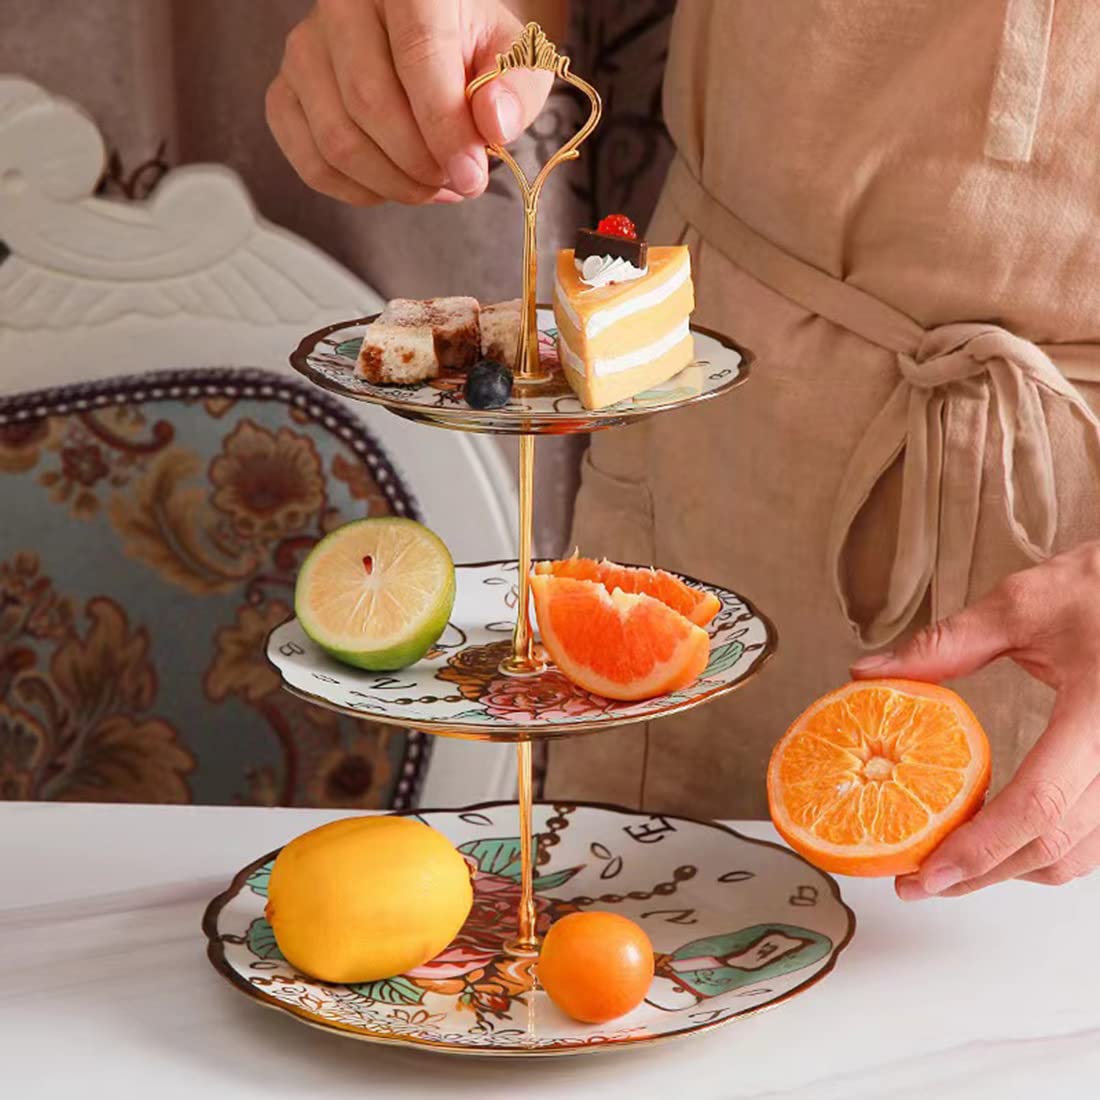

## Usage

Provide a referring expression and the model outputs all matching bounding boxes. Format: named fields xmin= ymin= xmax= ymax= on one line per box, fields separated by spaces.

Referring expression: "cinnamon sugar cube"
xmin=480 ymin=299 xmax=522 ymax=369
xmin=380 ymin=296 xmax=481 ymax=370
xmin=355 ymin=322 xmax=438 ymax=384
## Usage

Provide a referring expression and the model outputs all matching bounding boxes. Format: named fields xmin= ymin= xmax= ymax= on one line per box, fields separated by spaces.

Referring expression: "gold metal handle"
xmin=465 ymin=22 xmax=602 ymax=383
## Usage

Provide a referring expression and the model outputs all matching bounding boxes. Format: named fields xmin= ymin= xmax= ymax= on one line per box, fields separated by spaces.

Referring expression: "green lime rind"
xmin=294 ymin=517 xmax=456 ymax=672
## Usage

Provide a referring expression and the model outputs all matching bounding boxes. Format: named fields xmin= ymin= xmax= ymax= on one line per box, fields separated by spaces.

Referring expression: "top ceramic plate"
xmin=290 ymin=307 xmax=749 ymax=435
xmin=266 ymin=561 xmax=776 ymax=741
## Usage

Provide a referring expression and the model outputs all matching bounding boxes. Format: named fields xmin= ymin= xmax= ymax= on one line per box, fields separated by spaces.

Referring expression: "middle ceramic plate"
xmin=290 ymin=307 xmax=749 ymax=435
xmin=267 ymin=561 xmax=776 ymax=741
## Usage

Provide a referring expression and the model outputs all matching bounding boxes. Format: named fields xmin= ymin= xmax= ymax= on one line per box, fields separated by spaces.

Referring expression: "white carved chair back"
xmin=0 ymin=76 xmax=518 ymax=806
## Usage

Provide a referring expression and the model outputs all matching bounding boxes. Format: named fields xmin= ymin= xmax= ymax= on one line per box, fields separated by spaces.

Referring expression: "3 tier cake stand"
xmin=203 ymin=24 xmax=854 ymax=1056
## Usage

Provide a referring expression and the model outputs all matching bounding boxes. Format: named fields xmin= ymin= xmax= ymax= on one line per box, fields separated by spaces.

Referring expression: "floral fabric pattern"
xmin=0 ymin=370 xmax=429 ymax=808
xmin=210 ymin=421 xmax=326 ymax=540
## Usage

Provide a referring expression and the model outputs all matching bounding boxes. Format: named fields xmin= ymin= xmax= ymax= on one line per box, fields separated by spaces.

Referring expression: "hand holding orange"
xmin=767 ymin=679 xmax=991 ymax=877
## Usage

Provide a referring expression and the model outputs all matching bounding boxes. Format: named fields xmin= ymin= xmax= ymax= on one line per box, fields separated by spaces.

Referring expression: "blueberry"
xmin=464 ymin=359 xmax=513 ymax=410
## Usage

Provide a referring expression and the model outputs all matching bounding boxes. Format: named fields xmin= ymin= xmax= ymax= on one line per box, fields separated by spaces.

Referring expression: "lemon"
xmin=295 ymin=517 xmax=455 ymax=670
xmin=266 ymin=815 xmax=473 ymax=983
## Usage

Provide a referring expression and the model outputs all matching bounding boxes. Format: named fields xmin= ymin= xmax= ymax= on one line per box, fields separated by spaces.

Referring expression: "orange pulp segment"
xmin=767 ymin=679 xmax=991 ymax=877
xmin=530 ymin=573 xmax=710 ymax=701
xmin=534 ymin=557 xmax=720 ymax=627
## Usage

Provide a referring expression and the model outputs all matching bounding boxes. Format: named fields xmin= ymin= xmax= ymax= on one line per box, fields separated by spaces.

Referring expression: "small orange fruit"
xmin=534 ymin=557 xmax=721 ymax=627
xmin=767 ymin=679 xmax=991 ymax=877
xmin=538 ymin=912 xmax=655 ymax=1024
xmin=530 ymin=571 xmax=710 ymax=701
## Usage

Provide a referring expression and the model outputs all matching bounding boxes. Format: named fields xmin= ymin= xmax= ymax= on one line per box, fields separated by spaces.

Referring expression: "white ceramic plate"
xmin=266 ymin=561 xmax=776 ymax=740
xmin=204 ymin=801 xmax=855 ymax=1057
xmin=290 ymin=307 xmax=749 ymax=434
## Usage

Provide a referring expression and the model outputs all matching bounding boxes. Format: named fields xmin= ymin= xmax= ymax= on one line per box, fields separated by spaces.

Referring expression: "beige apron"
xmin=547 ymin=0 xmax=1100 ymax=819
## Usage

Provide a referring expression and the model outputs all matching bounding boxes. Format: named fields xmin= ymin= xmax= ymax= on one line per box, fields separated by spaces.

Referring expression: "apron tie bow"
xmin=663 ymin=154 xmax=1100 ymax=651
xmin=828 ymin=322 xmax=1100 ymax=647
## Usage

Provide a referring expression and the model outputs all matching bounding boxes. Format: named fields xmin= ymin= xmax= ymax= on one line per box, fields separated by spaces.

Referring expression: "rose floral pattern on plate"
xmin=266 ymin=561 xmax=776 ymax=739
xmin=204 ymin=801 xmax=855 ymax=1056
xmin=290 ymin=307 xmax=750 ymax=435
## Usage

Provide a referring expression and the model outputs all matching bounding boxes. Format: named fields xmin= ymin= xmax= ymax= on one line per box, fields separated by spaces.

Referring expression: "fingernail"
xmin=896 ymin=876 xmax=928 ymax=902
xmin=491 ymin=87 xmax=523 ymax=144
xmin=431 ymin=188 xmax=464 ymax=205
xmin=851 ymin=651 xmax=895 ymax=675
xmin=445 ymin=153 xmax=485 ymax=197
xmin=921 ymin=863 xmax=964 ymax=895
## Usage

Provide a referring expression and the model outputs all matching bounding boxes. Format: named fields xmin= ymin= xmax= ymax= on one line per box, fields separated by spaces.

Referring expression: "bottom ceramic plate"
xmin=203 ymin=801 xmax=855 ymax=1056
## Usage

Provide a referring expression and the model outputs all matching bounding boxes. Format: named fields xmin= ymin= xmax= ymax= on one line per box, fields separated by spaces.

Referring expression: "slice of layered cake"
xmin=553 ymin=215 xmax=695 ymax=409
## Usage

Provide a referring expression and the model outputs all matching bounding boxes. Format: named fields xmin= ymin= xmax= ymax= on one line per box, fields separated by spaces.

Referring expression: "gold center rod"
xmin=499 ymin=433 xmax=544 ymax=676
xmin=516 ymin=198 xmax=545 ymax=382
xmin=508 ymin=740 xmax=539 ymax=955
xmin=465 ymin=21 xmax=603 ymax=959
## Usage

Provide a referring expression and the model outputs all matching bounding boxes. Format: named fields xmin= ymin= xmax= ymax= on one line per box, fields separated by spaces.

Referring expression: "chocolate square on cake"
xmin=574 ymin=228 xmax=648 ymax=269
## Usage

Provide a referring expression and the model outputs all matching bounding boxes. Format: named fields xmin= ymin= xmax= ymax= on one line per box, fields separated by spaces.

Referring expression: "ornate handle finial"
xmin=497 ymin=21 xmax=568 ymax=75
xmin=466 ymin=23 xmax=601 ymax=383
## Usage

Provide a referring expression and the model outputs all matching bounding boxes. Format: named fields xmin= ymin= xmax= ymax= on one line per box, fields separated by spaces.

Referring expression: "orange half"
xmin=767 ymin=679 xmax=991 ymax=877
xmin=530 ymin=573 xmax=710 ymax=701
xmin=534 ymin=558 xmax=720 ymax=627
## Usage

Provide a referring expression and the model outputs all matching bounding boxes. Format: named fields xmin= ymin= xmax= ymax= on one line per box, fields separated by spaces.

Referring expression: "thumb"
xmin=849 ymin=596 xmax=1011 ymax=683
xmin=469 ymin=16 xmax=555 ymax=146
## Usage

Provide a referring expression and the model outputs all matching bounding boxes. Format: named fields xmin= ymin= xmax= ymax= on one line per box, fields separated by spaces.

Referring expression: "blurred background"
xmin=0 ymin=0 xmax=678 ymax=810
xmin=0 ymin=0 xmax=678 ymax=551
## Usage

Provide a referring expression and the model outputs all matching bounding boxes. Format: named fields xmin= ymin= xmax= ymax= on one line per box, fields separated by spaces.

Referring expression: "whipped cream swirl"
xmin=576 ymin=253 xmax=648 ymax=288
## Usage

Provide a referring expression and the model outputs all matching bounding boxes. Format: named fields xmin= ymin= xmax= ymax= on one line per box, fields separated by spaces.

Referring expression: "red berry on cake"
xmin=596 ymin=214 xmax=637 ymax=240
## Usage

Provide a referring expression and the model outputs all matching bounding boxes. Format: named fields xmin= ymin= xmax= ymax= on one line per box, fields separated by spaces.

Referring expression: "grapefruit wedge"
xmin=530 ymin=572 xmax=710 ymax=701
xmin=534 ymin=557 xmax=720 ymax=627
xmin=767 ymin=679 xmax=991 ymax=877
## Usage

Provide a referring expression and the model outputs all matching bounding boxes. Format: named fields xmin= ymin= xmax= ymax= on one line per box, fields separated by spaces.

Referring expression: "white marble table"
xmin=1 ymin=802 xmax=1096 ymax=1099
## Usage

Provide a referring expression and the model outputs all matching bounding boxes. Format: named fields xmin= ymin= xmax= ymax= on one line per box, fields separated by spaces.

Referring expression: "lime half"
xmin=295 ymin=518 xmax=456 ymax=671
